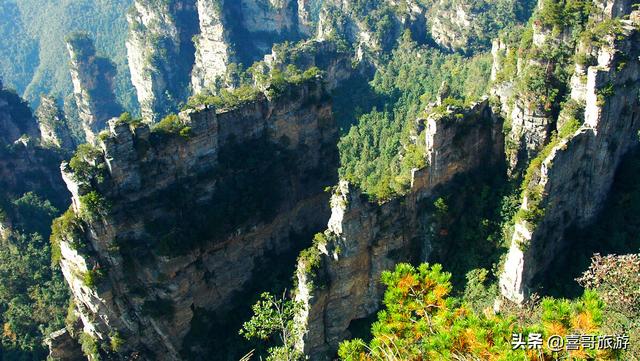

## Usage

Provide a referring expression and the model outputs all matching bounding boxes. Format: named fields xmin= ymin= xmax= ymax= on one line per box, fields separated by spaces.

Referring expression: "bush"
xmin=82 ymin=268 xmax=105 ymax=289
xmin=69 ymin=144 xmax=105 ymax=184
xmin=339 ymin=263 xmax=611 ymax=360
xmin=153 ymin=114 xmax=188 ymax=136
xmin=79 ymin=191 xmax=110 ymax=222
xmin=116 ymin=112 xmax=143 ymax=128
xmin=186 ymin=85 xmax=260 ymax=111
xmin=51 ymin=208 xmax=84 ymax=257
xmin=109 ymin=331 xmax=125 ymax=352
xmin=79 ymin=332 xmax=100 ymax=360
xmin=596 ymin=82 xmax=615 ymax=106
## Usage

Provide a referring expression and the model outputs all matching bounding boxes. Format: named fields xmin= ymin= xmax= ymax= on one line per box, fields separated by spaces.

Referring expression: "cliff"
xmin=190 ymin=0 xmax=234 ymax=94
xmin=56 ymin=79 xmax=338 ymax=360
xmin=294 ymin=100 xmax=504 ymax=359
xmin=66 ymin=33 xmax=123 ymax=142
xmin=132 ymin=0 xmax=317 ymax=119
xmin=0 ymin=80 xmax=40 ymax=145
xmin=126 ymin=0 xmax=199 ymax=122
xmin=0 ymin=83 xmax=69 ymax=234
xmin=264 ymin=40 xmax=356 ymax=91
xmin=35 ymin=95 xmax=76 ymax=150
xmin=499 ymin=10 xmax=640 ymax=302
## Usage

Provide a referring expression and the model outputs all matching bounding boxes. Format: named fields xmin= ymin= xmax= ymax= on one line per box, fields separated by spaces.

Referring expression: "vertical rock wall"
xmin=58 ymin=80 xmax=339 ymax=360
xmin=294 ymin=100 xmax=504 ymax=359
xmin=191 ymin=0 xmax=234 ymax=94
xmin=500 ymin=12 xmax=640 ymax=303
xmin=66 ymin=34 xmax=123 ymax=142
xmin=35 ymin=95 xmax=76 ymax=150
xmin=126 ymin=0 xmax=199 ymax=123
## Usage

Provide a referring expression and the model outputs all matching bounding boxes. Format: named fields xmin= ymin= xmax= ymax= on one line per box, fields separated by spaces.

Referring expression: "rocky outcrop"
xmin=264 ymin=40 xmax=356 ymax=90
xmin=0 ymin=83 xmax=69 ymax=230
xmin=35 ymin=95 xmax=76 ymax=150
xmin=66 ymin=34 xmax=123 ymax=142
xmin=135 ymin=0 xmax=318 ymax=114
xmin=499 ymin=11 xmax=640 ymax=303
xmin=590 ymin=0 xmax=640 ymax=20
xmin=238 ymin=0 xmax=297 ymax=36
xmin=0 ymin=80 xmax=40 ymax=144
xmin=126 ymin=0 xmax=199 ymax=122
xmin=294 ymin=100 xmax=504 ymax=359
xmin=57 ymin=80 xmax=338 ymax=360
xmin=190 ymin=0 xmax=234 ymax=94
xmin=491 ymin=2 xmax=572 ymax=173
xmin=45 ymin=329 xmax=85 ymax=361
xmin=428 ymin=1 xmax=475 ymax=53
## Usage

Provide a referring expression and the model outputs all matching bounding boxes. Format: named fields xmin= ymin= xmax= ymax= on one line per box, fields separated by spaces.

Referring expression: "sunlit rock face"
xmin=190 ymin=0 xmax=234 ymax=94
xmin=58 ymin=80 xmax=339 ymax=360
xmin=500 ymin=11 xmax=640 ymax=303
xmin=294 ymin=100 xmax=505 ymax=359
xmin=35 ymin=95 xmax=76 ymax=150
xmin=66 ymin=34 xmax=123 ymax=141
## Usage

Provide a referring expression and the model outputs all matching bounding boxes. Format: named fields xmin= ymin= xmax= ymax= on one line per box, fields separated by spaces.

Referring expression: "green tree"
xmin=240 ymin=292 xmax=303 ymax=361
xmin=339 ymin=263 xmax=616 ymax=361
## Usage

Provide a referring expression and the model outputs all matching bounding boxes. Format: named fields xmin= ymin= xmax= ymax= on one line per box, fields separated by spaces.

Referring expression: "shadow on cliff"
xmin=426 ymin=164 xmax=514 ymax=293
xmin=535 ymin=146 xmax=640 ymax=299
xmin=180 ymin=227 xmax=317 ymax=361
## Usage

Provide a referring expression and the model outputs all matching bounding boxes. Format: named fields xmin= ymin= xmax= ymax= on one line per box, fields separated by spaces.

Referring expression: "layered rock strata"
xmin=126 ymin=0 xmax=199 ymax=122
xmin=58 ymin=80 xmax=338 ymax=360
xmin=294 ymin=100 xmax=504 ymax=359
xmin=499 ymin=11 xmax=640 ymax=303
xmin=66 ymin=34 xmax=123 ymax=142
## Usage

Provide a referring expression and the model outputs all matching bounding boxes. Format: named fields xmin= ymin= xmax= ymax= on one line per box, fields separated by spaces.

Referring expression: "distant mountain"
xmin=0 ymin=0 xmax=136 ymax=112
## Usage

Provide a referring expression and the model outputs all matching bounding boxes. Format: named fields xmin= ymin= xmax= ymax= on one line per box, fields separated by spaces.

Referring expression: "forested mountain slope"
xmin=0 ymin=0 xmax=639 ymax=360
xmin=0 ymin=0 xmax=135 ymax=111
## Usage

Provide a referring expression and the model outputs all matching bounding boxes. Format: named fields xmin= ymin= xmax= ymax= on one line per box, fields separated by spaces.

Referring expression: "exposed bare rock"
xmin=500 ymin=12 xmax=640 ymax=303
xmin=191 ymin=0 xmax=234 ymax=94
xmin=35 ymin=95 xmax=76 ymax=150
xmin=294 ymin=100 xmax=504 ymax=359
xmin=264 ymin=40 xmax=356 ymax=91
xmin=45 ymin=329 xmax=85 ymax=361
xmin=126 ymin=0 xmax=199 ymax=122
xmin=66 ymin=34 xmax=123 ymax=142
xmin=57 ymin=80 xmax=338 ymax=360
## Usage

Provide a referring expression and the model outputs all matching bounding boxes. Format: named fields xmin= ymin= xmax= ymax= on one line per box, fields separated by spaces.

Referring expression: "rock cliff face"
xmin=499 ymin=11 xmax=640 ymax=303
xmin=57 ymin=80 xmax=338 ymax=360
xmin=190 ymin=0 xmax=234 ymax=94
xmin=428 ymin=0 xmax=475 ymax=53
xmin=0 ymin=80 xmax=40 ymax=145
xmin=264 ymin=40 xmax=356 ymax=90
xmin=238 ymin=0 xmax=298 ymax=36
xmin=294 ymin=100 xmax=504 ymax=359
xmin=134 ymin=0 xmax=316 ymax=116
xmin=35 ymin=95 xmax=76 ymax=150
xmin=126 ymin=0 xmax=199 ymax=122
xmin=0 ymin=83 xmax=69 ymax=231
xmin=66 ymin=34 xmax=123 ymax=142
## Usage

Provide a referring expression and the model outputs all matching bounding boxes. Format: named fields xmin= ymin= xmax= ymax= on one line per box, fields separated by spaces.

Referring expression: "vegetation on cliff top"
xmin=338 ymin=262 xmax=624 ymax=361
xmin=337 ymin=32 xmax=492 ymax=201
